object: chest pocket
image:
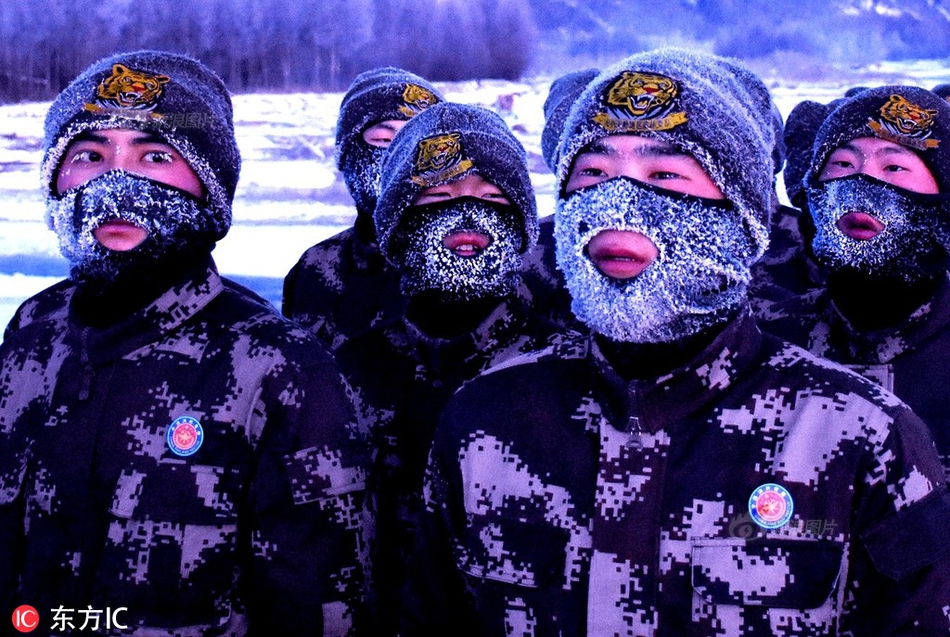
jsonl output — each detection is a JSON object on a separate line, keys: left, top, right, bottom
{"left": 456, "top": 519, "right": 567, "bottom": 589}
{"left": 100, "top": 464, "right": 241, "bottom": 628}
{"left": 691, "top": 538, "right": 843, "bottom": 635}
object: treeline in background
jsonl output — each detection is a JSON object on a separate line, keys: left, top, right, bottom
{"left": 2, "top": 0, "right": 949, "bottom": 104}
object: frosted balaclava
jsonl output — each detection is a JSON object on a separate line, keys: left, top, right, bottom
{"left": 42, "top": 50, "right": 240, "bottom": 286}
{"left": 804, "top": 85, "right": 950, "bottom": 284}
{"left": 375, "top": 102, "right": 537, "bottom": 302}
{"left": 335, "top": 67, "right": 443, "bottom": 234}
{"left": 554, "top": 48, "right": 774, "bottom": 343}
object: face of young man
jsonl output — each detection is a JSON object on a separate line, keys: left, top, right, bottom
{"left": 564, "top": 135, "right": 724, "bottom": 283}
{"left": 820, "top": 137, "right": 939, "bottom": 194}
{"left": 556, "top": 133, "right": 757, "bottom": 343}
{"left": 56, "top": 129, "right": 203, "bottom": 251}
{"left": 398, "top": 172, "right": 522, "bottom": 301}
{"left": 361, "top": 118, "right": 409, "bottom": 148}
{"left": 807, "top": 136, "right": 947, "bottom": 284}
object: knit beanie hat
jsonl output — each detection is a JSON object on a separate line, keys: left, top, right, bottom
{"left": 541, "top": 68, "right": 598, "bottom": 173}
{"left": 42, "top": 50, "right": 239, "bottom": 239}
{"left": 556, "top": 47, "right": 776, "bottom": 257}
{"left": 806, "top": 85, "right": 950, "bottom": 192}
{"left": 335, "top": 67, "right": 443, "bottom": 218}
{"left": 375, "top": 101, "right": 538, "bottom": 262}
{"left": 783, "top": 100, "right": 836, "bottom": 205}
{"left": 769, "top": 100, "right": 786, "bottom": 175}
{"left": 933, "top": 83, "right": 950, "bottom": 102}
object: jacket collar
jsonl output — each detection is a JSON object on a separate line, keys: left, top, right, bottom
{"left": 69, "top": 258, "right": 224, "bottom": 364}
{"left": 590, "top": 307, "right": 764, "bottom": 434}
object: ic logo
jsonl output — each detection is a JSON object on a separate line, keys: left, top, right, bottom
{"left": 12, "top": 605, "right": 39, "bottom": 633}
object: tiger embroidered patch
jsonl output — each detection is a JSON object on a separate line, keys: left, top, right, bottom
{"left": 85, "top": 64, "right": 170, "bottom": 117}
{"left": 399, "top": 83, "right": 440, "bottom": 119}
{"left": 411, "top": 132, "right": 474, "bottom": 187}
{"left": 593, "top": 71, "right": 687, "bottom": 133}
{"left": 867, "top": 94, "right": 940, "bottom": 150}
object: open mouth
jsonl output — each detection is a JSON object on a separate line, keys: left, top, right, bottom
{"left": 586, "top": 229, "right": 659, "bottom": 280}
{"left": 837, "top": 211, "right": 885, "bottom": 241}
{"left": 443, "top": 230, "right": 491, "bottom": 257}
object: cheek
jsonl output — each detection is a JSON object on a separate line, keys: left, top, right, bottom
{"left": 140, "top": 163, "right": 204, "bottom": 199}
{"left": 56, "top": 163, "right": 107, "bottom": 194}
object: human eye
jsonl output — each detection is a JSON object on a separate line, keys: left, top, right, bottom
{"left": 649, "top": 169, "right": 684, "bottom": 181}
{"left": 882, "top": 162, "right": 908, "bottom": 173}
{"left": 480, "top": 190, "right": 511, "bottom": 204}
{"left": 67, "top": 149, "right": 103, "bottom": 163}
{"left": 143, "top": 150, "right": 174, "bottom": 164}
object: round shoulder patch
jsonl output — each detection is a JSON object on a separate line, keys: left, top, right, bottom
{"left": 166, "top": 416, "right": 204, "bottom": 457}
{"left": 748, "top": 483, "right": 794, "bottom": 529}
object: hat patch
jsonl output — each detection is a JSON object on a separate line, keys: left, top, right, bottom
{"left": 411, "top": 132, "right": 474, "bottom": 186}
{"left": 166, "top": 415, "right": 204, "bottom": 457}
{"left": 399, "top": 83, "right": 440, "bottom": 119}
{"left": 593, "top": 71, "right": 687, "bottom": 133}
{"left": 867, "top": 94, "right": 940, "bottom": 151}
{"left": 84, "top": 63, "right": 169, "bottom": 120}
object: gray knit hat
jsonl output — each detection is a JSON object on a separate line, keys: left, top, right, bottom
{"left": 806, "top": 85, "right": 950, "bottom": 192}
{"left": 541, "top": 68, "right": 598, "bottom": 173}
{"left": 42, "top": 50, "right": 239, "bottom": 239}
{"left": 555, "top": 48, "right": 776, "bottom": 257}
{"left": 783, "top": 100, "right": 836, "bottom": 206}
{"left": 934, "top": 83, "right": 950, "bottom": 102}
{"left": 375, "top": 101, "right": 538, "bottom": 262}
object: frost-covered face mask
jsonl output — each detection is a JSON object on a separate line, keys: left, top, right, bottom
{"left": 341, "top": 141, "right": 386, "bottom": 217}
{"left": 47, "top": 169, "right": 221, "bottom": 283}
{"left": 556, "top": 176, "right": 758, "bottom": 343}
{"left": 396, "top": 197, "right": 524, "bottom": 302}
{"left": 806, "top": 173, "right": 950, "bottom": 284}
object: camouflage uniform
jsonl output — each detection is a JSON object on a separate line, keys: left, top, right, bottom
{"left": 748, "top": 202, "right": 823, "bottom": 313}
{"left": 407, "top": 309, "right": 950, "bottom": 635}
{"left": 338, "top": 284, "right": 566, "bottom": 633}
{"left": 0, "top": 260, "right": 369, "bottom": 636}
{"left": 283, "top": 68, "right": 444, "bottom": 351}
{"left": 519, "top": 216, "right": 583, "bottom": 333}
{"left": 759, "top": 274, "right": 950, "bottom": 481}
{"left": 282, "top": 217, "right": 407, "bottom": 351}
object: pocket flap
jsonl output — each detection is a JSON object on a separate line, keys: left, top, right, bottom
{"left": 457, "top": 521, "right": 565, "bottom": 588}
{"left": 283, "top": 445, "right": 366, "bottom": 505}
{"left": 691, "top": 538, "right": 843, "bottom": 609}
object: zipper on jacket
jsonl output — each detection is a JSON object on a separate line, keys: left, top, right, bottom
{"left": 625, "top": 416, "right": 643, "bottom": 449}
{"left": 78, "top": 328, "right": 93, "bottom": 402}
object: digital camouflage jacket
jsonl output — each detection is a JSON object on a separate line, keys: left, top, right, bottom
{"left": 0, "top": 261, "right": 368, "bottom": 636}
{"left": 282, "top": 220, "right": 407, "bottom": 353}
{"left": 407, "top": 309, "right": 950, "bottom": 636}
{"left": 334, "top": 284, "right": 567, "bottom": 635}
{"left": 758, "top": 273, "right": 950, "bottom": 482}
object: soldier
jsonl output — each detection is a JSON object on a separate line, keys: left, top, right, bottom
{"left": 748, "top": 98, "right": 833, "bottom": 305}
{"left": 519, "top": 68, "right": 601, "bottom": 334}
{"left": 334, "top": 101, "right": 564, "bottom": 634}
{"left": 406, "top": 49, "right": 950, "bottom": 635}
{"left": 282, "top": 67, "right": 443, "bottom": 351}
{"left": 0, "top": 51, "right": 367, "bottom": 636}
{"left": 759, "top": 85, "right": 950, "bottom": 480}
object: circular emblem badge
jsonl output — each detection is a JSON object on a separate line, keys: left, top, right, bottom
{"left": 748, "top": 483, "right": 794, "bottom": 529}
{"left": 166, "top": 416, "right": 204, "bottom": 457}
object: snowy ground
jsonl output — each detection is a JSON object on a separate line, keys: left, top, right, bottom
{"left": 2, "top": 59, "right": 949, "bottom": 332}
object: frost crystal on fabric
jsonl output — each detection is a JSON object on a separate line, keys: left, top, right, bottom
{"left": 47, "top": 170, "right": 222, "bottom": 282}
{"left": 399, "top": 197, "right": 523, "bottom": 301}
{"left": 340, "top": 142, "right": 387, "bottom": 217}
{"left": 807, "top": 174, "right": 950, "bottom": 283}
{"left": 556, "top": 176, "right": 757, "bottom": 343}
